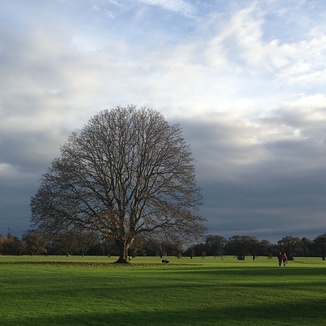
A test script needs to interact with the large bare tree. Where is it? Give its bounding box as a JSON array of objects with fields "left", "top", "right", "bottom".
[{"left": 31, "top": 106, "right": 205, "bottom": 263}]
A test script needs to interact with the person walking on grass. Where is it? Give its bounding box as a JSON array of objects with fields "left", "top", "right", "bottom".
[
  {"left": 282, "top": 253, "right": 288, "bottom": 266},
  {"left": 278, "top": 252, "right": 283, "bottom": 266}
]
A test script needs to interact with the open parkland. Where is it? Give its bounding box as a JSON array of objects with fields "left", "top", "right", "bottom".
[{"left": 1, "top": 255, "right": 326, "bottom": 325}]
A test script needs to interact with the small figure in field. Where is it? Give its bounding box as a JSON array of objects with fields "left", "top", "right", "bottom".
[
  {"left": 282, "top": 253, "right": 288, "bottom": 266},
  {"left": 278, "top": 252, "right": 283, "bottom": 266}
]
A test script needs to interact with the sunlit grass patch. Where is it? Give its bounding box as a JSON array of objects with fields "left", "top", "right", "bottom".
[{"left": 0, "top": 256, "right": 325, "bottom": 325}]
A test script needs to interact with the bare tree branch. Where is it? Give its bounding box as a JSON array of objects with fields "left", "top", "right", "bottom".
[{"left": 31, "top": 106, "right": 206, "bottom": 263}]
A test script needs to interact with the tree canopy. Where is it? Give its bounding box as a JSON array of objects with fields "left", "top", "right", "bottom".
[{"left": 31, "top": 106, "right": 206, "bottom": 262}]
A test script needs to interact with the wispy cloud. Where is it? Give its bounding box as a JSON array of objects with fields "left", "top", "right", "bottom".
[{"left": 137, "top": 0, "right": 196, "bottom": 17}]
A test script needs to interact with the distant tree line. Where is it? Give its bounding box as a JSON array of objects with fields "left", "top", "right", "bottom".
[
  {"left": 187, "top": 235, "right": 326, "bottom": 261},
  {"left": 1, "top": 231, "right": 326, "bottom": 260}
]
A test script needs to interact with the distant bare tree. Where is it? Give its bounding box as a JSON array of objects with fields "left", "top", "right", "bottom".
[
  {"left": 226, "top": 235, "right": 258, "bottom": 260},
  {"left": 313, "top": 234, "right": 326, "bottom": 260},
  {"left": 51, "top": 230, "right": 99, "bottom": 255},
  {"left": 205, "top": 235, "right": 226, "bottom": 256},
  {"left": 22, "top": 230, "right": 47, "bottom": 255},
  {"left": 1, "top": 233, "right": 23, "bottom": 255},
  {"left": 31, "top": 106, "right": 205, "bottom": 263},
  {"left": 277, "top": 236, "right": 303, "bottom": 259}
]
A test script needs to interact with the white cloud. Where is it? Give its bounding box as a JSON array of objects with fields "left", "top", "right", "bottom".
[
  {"left": 137, "top": 0, "right": 196, "bottom": 17},
  {"left": 0, "top": 163, "right": 15, "bottom": 178},
  {"left": 201, "top": 2, "right": 326, "bottom": 97}
]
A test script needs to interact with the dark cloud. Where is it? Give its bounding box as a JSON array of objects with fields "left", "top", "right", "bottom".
[{"left": 179, "top": 114, "right": 326, "bottom": 242}]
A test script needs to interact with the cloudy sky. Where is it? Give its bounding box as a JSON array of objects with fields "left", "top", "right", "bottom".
[{"left": 1, "top": 0, "right": 326, "bottom": 243}]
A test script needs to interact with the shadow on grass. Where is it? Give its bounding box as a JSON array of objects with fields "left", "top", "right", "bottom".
[
  {"left": 4, "top": 297, "right": 326, "bottom": 326},
  {"left": 170, "top": 266, "right": 326, "bottom": 277}
]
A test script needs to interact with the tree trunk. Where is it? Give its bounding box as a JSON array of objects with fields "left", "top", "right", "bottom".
[{"left": 115, "top": 240, "right": 129, "bottom": 263}]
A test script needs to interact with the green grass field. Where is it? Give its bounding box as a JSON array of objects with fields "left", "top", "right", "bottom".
[{"left": 1, "top": 255, "right": 325, "bottom": 325}]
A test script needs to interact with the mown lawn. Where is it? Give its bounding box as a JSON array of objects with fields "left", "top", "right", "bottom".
[{"left": 0, "top": 256, "right": 325, "bottom": 325}]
